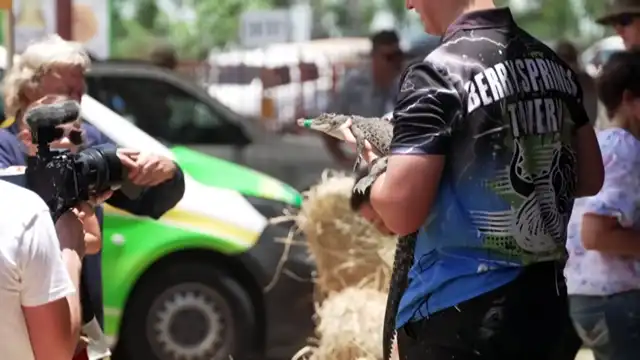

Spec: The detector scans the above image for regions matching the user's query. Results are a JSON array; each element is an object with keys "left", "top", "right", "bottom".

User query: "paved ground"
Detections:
[{"left": 576, "top": 349, "right": 594, "bottom": 360}]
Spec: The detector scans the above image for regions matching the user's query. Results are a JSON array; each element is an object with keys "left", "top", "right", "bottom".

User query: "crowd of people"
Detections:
[
  {"left": 0, "top": 36, "right": 185, "bottom": 359},
  {"left": 337, "top": 0, "right": 640, "bottom": 360},
  {"left": 2, "top": 0, "right": 640, "bottom": 359}
]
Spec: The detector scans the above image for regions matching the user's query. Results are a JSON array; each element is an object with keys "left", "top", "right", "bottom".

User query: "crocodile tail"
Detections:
[{"left": 382, "top": 233, "right": 417, "bottom": 360}]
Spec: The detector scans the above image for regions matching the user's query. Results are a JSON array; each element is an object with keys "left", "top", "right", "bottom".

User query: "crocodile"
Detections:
[
  {"left": 297, "top": 113, "right": 393, "bottom": 172},
  {"left": 298, "top": 112, "right": 417, "bottom": 360}
]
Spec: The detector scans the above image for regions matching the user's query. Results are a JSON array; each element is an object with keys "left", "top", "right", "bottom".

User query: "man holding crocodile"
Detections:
[{"left": 321, "top": 0, "right": 604, "bottom": 359}]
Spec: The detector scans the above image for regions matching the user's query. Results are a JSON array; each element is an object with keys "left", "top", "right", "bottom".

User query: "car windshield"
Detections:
[
  {"left": 80, "top": 94, "right": 175, "bottom": 158},
  {"left": 0, "top": 87, "right": 174, "bottom": 158}
]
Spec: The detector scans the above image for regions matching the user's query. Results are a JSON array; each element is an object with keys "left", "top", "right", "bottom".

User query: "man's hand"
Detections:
[
  {"left": 359, "top": 202, "right": 394, "bottom": 235},
  {"left": 72, "top": 203, "right": 102, "bottom": 255},
  {"left": 89, "top": 190, "right": 113, "bottom": 206},
  {"left": 337, "top": 118, "right": 379, "bottom": 163},
  {"left": 117, "top": 148, "right": 177, "bottom": 186},
  {"left": 55, "top": 211, "right": 86, "bottom": 258}
]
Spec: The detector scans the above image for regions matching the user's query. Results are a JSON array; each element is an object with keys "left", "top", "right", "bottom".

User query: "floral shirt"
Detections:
[{"left": 565, "top": 128, "right": 640, "bottom": 296}]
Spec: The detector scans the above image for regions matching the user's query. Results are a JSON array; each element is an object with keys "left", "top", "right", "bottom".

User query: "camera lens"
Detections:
[{"left": 75, "top": 147, "right": 124, "bottom": 193}]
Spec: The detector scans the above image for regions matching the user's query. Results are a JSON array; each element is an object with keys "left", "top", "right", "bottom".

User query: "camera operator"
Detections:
[
  {"left": 0, "top": 177, "right": 94, "bottom": 360},
  {"left": 0, "top": 35, "right": 186, "bottom": 352}
]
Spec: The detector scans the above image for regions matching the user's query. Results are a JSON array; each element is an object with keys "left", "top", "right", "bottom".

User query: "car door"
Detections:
[{"left": 85, "top": 73, "right": 249, "bottom": 163}]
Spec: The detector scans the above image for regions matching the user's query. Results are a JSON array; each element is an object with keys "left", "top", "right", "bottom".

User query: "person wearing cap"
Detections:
[{"left": 596, "top": 0, "right": 640, "bottom": 49}]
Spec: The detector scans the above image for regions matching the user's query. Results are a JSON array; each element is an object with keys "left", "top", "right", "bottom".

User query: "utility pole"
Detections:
[{"left": 57, "top": 0, "right": 72, "bottom": 40}]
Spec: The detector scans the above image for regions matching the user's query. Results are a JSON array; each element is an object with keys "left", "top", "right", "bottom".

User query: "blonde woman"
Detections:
[
  {"left": 0, "top": 35, "right": 185, "bottom": 358},
  {"left": 565, "top": 49, "right": 640, "bottom": 360}
]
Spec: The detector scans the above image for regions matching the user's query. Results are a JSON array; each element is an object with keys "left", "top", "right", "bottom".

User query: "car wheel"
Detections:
[{"left": 119, "top": 261, "right": 258, "bottom": 360}]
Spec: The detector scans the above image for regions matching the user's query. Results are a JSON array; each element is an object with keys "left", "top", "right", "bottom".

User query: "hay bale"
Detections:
[
  {"left": 295, "top": 287, "right": 387, "bottom": 360},
  {"left": 282, "top": 171, "right": 401, "bottom": 360},
  {"left": 293, "top": 171, "right": 397, "bottom": 295}
]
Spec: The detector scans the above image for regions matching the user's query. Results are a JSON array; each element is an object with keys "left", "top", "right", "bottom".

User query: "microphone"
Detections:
[
  {"left": 23, "top": 96, "right": 81, "bottom": 146},
  {"left": 24, "top": 96, "right": 80, "bottom": 129}
]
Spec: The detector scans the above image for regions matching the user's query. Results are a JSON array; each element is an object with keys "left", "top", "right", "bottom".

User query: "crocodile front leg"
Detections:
[
  {"left": 353, "top": 157, "right": 388, "bottom": 194},
  {"left": 382, "top": 233, "right": 417, "bottom": 360},
  {"left": 351, "top": 126, "right": 368, "bottom": 172},
  {"left": 353, "top": 155, "right": 362, "bottom": 172}
]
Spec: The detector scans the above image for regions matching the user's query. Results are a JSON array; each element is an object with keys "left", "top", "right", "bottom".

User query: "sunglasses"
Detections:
[
  {"left": 51, "top": 123, "right": 84, "bottom": 145},
  {"left": 609, "top": 14, "right": 638, "bottom": 27}
]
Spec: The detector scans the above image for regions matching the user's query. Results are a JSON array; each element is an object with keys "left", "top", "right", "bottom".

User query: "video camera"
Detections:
[{"left": 24, "top": 99, "right": 129, "bottom": 220}]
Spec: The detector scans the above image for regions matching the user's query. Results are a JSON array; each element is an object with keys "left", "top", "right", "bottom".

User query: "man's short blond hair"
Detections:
[{"left": 3, "top": 34, "right": 90, "bottom": 117}]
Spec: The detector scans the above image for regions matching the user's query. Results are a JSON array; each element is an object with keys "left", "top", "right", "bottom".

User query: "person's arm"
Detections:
[
  {"left": 21, "top": 209, "right": 82, "bottom": 360},
  {"left": 106, "top": 164, "right": 185, "bottom": 219},
  {"left": 88, "top": 141, "right": 186, "bottom": 219},
  {"left": 369, "top": 62, "right": 461, "bottom": 235},
  {"left": 580, "top": 147, "right": 640, "bottom": 254},
  {"left": 581, "top": 214, "right": 640, "bottom": 255},
  {"left": 569, "top": 75, "right": 604, "bottom": 197},
  {"left": 74, "top": 203, "right": 102, "bottom": 255}
]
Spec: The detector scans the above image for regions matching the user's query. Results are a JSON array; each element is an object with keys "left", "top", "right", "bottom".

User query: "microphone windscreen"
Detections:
[{"left": 24, "top": 96, "right": 81, "bottom": 129}]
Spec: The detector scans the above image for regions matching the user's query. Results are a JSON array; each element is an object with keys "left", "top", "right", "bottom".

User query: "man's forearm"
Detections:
[
  {"left": 583, "top": 226, "right": 640, "bottom": 256},
  {"left": 369, "top": 173, "right": 411, "bottom": 235},
  {"left": 107, "top": 165, "right": 185, "bottom": 219},
  {"left": 369, "top": 156, "right": 444, "bottom": 235}
]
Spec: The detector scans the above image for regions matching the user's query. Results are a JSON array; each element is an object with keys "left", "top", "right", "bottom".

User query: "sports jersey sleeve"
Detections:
[
  {"left": 20, "top": 209, "right": 76, "bottom": 307},
  {"left": 390, "top": 62, "right": 463, "bottom": 155},
  {"left": 567, "top": 70, "right": 590, "bottom": 129}
]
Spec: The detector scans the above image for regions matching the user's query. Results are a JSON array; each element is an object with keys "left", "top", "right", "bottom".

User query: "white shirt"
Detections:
[
  {"left": 0, "top": 180, "right": 76, "bottom": 360},
  {"left": 565, "top": 129, "right": 640, "bottom": 295}
]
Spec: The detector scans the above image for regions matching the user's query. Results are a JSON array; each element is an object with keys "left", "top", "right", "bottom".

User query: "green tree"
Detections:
[
  {"left": 112, "top": 0, "right": 278, "bottom": 58},
  {"left": 509, "top": 0, "right": 580, "bottom": 40},
  {"left": 135, "top": 0, "right": 160, "bottom": 30},
  {"left": 385, "top": 0, "right": 408, "bottom": 26},
  {"left": 583, "top": 0, "right": 607, "bottom": 20}
]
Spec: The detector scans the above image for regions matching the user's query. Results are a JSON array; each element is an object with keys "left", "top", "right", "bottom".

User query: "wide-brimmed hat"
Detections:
[{"left": 597, "top": 0, "right": 640, "bottom": 25}]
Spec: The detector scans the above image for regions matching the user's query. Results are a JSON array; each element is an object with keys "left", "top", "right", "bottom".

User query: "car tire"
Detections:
[{"left": 118, "top": 261, "right": 258, "bottom": 360}]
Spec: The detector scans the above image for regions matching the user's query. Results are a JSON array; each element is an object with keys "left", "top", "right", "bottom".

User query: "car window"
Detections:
[{"left": 85, "top": 75, "right": 237, "bottom": 144}]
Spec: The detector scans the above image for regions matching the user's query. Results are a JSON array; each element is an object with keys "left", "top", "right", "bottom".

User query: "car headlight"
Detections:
[{"left": 243, "top": 195, "right": 293, "bottom": 220}]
